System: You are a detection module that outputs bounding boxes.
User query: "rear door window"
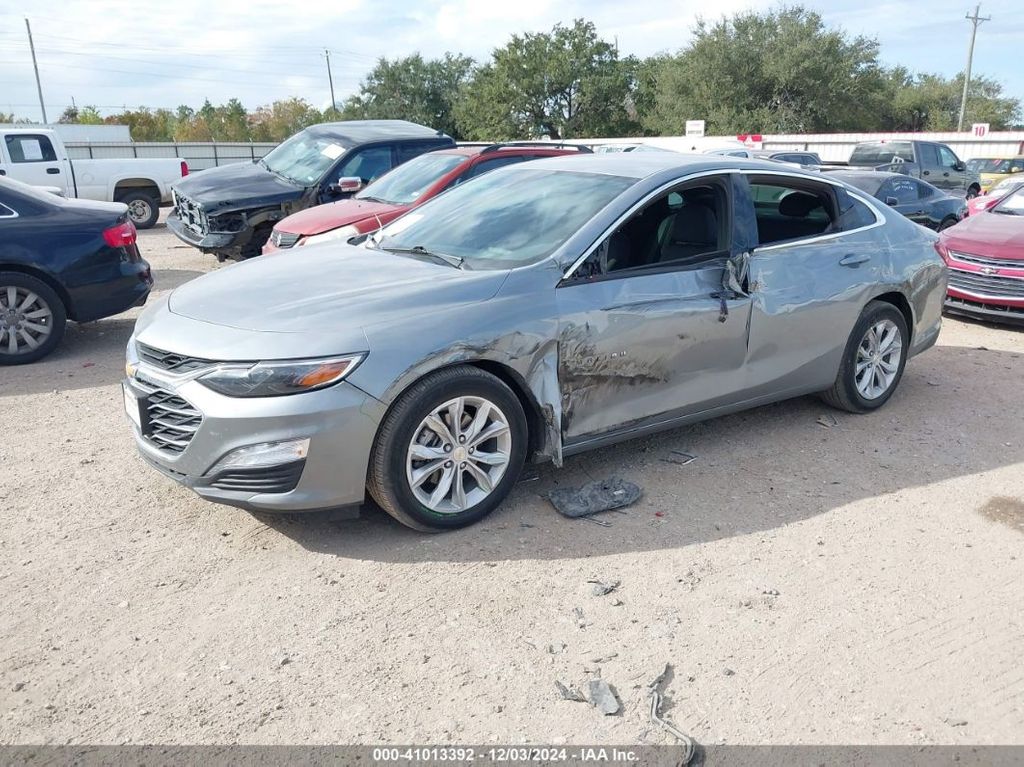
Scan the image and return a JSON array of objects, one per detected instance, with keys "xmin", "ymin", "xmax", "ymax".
[
  {"xmin": 747, "ymin": 177, "xmax": 837, "ymax": 246},
  {"xmin": 4, "ymin": 134, "xmax": 57, "ymax": 163},
  {"xmin": 879, "ymin": 177, "xmax": 919, "ymax": 205},
  {"xmin": 917, "ymin": 144, "xmax": 942, "ymax": 169}
]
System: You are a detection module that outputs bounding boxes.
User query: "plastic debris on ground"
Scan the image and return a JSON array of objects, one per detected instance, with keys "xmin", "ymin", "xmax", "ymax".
[{"xmin": 546, "ymin": 476, "xmax": 642, "ymax": 520}]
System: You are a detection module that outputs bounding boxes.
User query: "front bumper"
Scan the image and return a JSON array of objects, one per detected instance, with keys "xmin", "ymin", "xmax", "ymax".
[
  {"xmin": 125, "ymin": 369, "xmax": 386, "ymax": 512},
  {"xmin": 944, "ymin": 296, "xmax": 1024, "ymax": 325},
  {"xmin": 166, "ymin": 213, "xmax": 241, "ymax": 253}
]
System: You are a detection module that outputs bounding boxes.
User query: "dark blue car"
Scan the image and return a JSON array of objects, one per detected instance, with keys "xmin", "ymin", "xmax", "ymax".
[{"xmin": 0, "ymin": 177, "xmax": 152, "ymax": 364}]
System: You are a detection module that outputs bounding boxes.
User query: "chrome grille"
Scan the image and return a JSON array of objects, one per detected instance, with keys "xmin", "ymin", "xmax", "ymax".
[
  {"xmin": 949, "ymin": 250, "xmax": 1024, "ymax": 270},
  {"xmin": 173, "ymin": 191, "xmax": 207, "ymax": 235},
  {"xmin": 948, "ymin": 268, "xmax": 1024, "ymax": 299},
  {"xmin": 137, "ymin": 342, "xmax": 212, "ymax": 373},
  {"xmin": 270, "ymin": 229, "xmax": 300, "ymax": 248},
  {"xmin": 134, "ymin": 377, "xmax": 202, "ymax": 455}
]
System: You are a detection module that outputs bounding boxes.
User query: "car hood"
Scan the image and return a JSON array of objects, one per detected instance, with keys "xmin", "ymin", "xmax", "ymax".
[
  {"xmin": 941, "ymin": 212, "xmax": 1024, "ymax": 259},
  {"xmin": 171, "ymin": 161, "xmax": 305, "ymax": 213},
  {"xmin": 276, "ymin": 198, "xmax": 404, "ymax": 236},
  {"xmin": 163, "ymin": 244, "xmax": 507, "ymax": 340}
]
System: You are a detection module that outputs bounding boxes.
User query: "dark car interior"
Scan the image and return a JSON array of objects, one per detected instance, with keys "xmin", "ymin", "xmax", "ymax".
[
  {"xmin": 595, "ymin": 182, "xmax": 731, "ymax": 274},
  {"xmin": 748, "ymin": 180, "xmax": 835, "ymax": 245}
]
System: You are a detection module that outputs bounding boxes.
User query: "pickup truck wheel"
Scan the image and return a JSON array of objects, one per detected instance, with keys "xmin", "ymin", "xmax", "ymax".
[
  {"xmin": 966, "ymin": 185, "xmax": 980, "ymax": 200},
  {"xmin": 238, "ymin": 223, "xmax": 273, "ymax": 260},
  {"xmin": 0, "ymin": 272, "xmax": 67, "ymax": 365},
  {"xmin": 119, "ymin": 192, "xmax": 159, "ymax": 229},
  {"xmin": 938, "ymin": 217, "xmax": 959, "ymax": 231}
]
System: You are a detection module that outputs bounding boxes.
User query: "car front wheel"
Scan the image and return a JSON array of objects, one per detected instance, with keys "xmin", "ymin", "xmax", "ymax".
[
  {"xmin": 821, "ymin": 300, "xmax": 909, "ymax": 413},
  {"xmin": 368, "ymin": 366, "xmax": 528, "ymax": 531}
]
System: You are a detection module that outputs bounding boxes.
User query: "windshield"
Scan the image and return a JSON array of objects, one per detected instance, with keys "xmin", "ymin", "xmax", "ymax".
[
  {"xmin": 966, "ymin": 158, "xmax": 993, "ymax": 173},
  {"xmin": 993, "ymin": 188, "xmax": 1024, "ymax": 215},
  {"xmin": 357, "ymin": 152, "xmax": 464, "ymax": 205},
  {"xmin": 849, "ymin": 142, "xmax": 914, "ymax": 165},
  {"xmin": 375, "ymin": 168, "xmax": 635, "ymax": 268},
  {"xmin": 980, "ymin": 158, "xmax": 1024, "ymax": 174},
  {"xmin": 260, "ymin": 130, "xmax": 347, "ymax": 186},
  {"xmin": 991, "ymin": 178, "xmax": 1024, "ymax": 196}
]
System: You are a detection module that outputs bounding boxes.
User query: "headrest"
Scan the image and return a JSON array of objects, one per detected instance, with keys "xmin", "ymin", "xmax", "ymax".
[
  {"xmin": 779, "ymin": 191, "xmax": 823, "ymax": 218},
  {"xmin": 671, "ymin": 204, "xmax": 717, "ymax": 243}
]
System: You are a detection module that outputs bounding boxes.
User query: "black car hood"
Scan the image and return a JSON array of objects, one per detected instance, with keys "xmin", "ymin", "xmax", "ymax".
[{"xmin": 172, "ymin": 161, "xmax": 305, "ymax": 214}]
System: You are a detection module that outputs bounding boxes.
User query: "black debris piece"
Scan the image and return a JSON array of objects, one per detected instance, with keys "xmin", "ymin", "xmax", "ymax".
[{"xmin": 547, "ymin": 477, "xmax": 642, "ymax": 519}]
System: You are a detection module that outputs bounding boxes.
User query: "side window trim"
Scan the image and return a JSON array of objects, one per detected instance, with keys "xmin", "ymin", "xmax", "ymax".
[
  {"xmin": 0, "ymin": 201, "xmax": 19, "ymax": 218},
  {"xmin": 741, "ymin": 170, "xmax": 884, "ymax": 253},
  {"xmin": 561, "ymin": 171, "xmax": 735, "ymax": 283},
  {"xmin": 4, "ymin": 134, "xmax": 57, "ymax": 164}
]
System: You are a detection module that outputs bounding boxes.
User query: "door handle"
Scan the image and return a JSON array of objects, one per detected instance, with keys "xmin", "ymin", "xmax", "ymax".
[
  {"xmin": 943, "ymin": 172, "xmax": 950, "ymax": 177},
  {"xmin": 46, "ymin": 167, "xmax": 60, "ymax": 174},
  {"xmin": 922, "ymin": 170, "xmax": 930, "ymax": 175},
  {"xmin": 839, "ymin": 253, "xmax": 871, "ymax": 267}
]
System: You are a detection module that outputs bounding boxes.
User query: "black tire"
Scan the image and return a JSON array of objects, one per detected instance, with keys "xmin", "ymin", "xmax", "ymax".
[
  {"xmin": 938, "ymin": 217, "xmax": 958, "ymax": 231},
  {"xmin": 367, "ymin": 366, "xmax": 528, "ymax": 531},
  {"xmin": 0, "ymin": 271, "xmax": 67, "ymax": 365},
  {"xmin": 820, "ymin": 300, "xmax": 909, "ymax": 414},
  {"xmin": 238, "ymin": 223, "xmax": 273, "ymax": 260},
  {"xmin": 118, "ymin": 191, "xmax": 159, "ymax": 229},
  {"xmin": 966, "ymin": 185, "xmax": 980, "ymax": 200}
]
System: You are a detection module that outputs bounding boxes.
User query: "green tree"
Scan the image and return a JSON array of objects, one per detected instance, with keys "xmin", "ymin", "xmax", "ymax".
[
  {"xmin": 886, "ymin": 71, "xmax": 1020, "ymax": 131},
  {"xmin": 341, "ymin": 53, "xmax": 475, "ymax": 138},
  {"xmin": 454, "ymin": 18, "xmax": 641, "ymax": 140},
  {"xmin": 646, "ymin": 6, "xmax": 887, "ymax": 135},
  {"xmin": 58, "ymin": 106, "xmax": 79, "ymax": 123},
  {"xmin": 249, "ymin": 98, "xmax": 323, "ymax": 142}
]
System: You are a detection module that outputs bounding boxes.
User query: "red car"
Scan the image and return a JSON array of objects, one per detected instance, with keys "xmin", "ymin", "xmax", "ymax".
[
  {"xmin": 938, "ymin": 185, "xmax": 1024, "ymax": 324},
  {"xmin": 263, "ymin": 143, "xmax": 591, "ymax": 253},
  {"xmin": 965, "ymin": 177, "xmax": 1024, "ymax": 216}
]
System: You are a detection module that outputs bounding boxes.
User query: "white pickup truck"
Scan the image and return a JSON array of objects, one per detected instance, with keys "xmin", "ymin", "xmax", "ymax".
[{"xmin": 0, "ymin": 128, "xmax": 188, "ymax": 228}]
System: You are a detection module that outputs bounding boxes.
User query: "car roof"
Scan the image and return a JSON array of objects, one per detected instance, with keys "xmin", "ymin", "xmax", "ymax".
[
  {"xmin": 305, "ymin": 120, "xmax": 448, "ymax": 143},
  {"xmin": 432, "ymin": 143, "xmax": 588, "ymax": 158},
  {"xmin": 512, "ymin": 152, "xmax": 829, "ymax": 180}
]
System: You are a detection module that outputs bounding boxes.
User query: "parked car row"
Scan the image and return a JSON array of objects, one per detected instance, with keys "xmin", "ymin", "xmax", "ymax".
[{"xmin": 124, "ymin": 148, "xmax": 950, "ymax": 531}]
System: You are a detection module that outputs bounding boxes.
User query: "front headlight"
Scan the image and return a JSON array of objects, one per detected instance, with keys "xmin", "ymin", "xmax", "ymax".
[
  {"xmin": 198, "ymin": 355, "xmax": 363, "ymax": 397},
  {"xmin": 302, "ymin": 224, "xmax": 360, "ymax": 247}
]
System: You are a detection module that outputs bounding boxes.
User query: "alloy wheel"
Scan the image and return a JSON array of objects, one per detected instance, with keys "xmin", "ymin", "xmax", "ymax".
[
  {"xmin": 406, "ymin": 395, "xmax": 512, "ymax": 514},
  {"xmin": 0, "ymin": 285, "xmax": 53, "ymax": 356},
  {"xmin": 855, "ymin": 319, "xmax": 903, "ymax": 400}
]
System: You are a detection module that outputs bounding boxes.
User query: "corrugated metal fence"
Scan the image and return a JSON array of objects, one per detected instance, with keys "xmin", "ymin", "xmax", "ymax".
[
  {"xmin": 64, "ymin": 141, "xmax": 278, "ymax": 171},
  {"xmin": 64, "ymin": 131, "xmax": 1024, "ymax": 170}
]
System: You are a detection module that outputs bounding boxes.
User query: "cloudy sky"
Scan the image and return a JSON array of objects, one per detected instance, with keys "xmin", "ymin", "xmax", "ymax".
[{"xmin": 0, "ymin": 0, "xmax": 1021, "ymax": 121}]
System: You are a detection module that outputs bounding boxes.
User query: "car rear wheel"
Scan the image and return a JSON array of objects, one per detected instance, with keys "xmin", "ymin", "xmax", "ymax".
[
  {"xmin": 119, "ymin": 191, "xmax": 159, "ymax": 229},
  {"xmin": 820, "ymin": 300, "xmax": 908, "ymax": 413},
  {"xmin": 0, "ymin": 272, "xmax": 67, "ymax": 365},
  {"xmin": 367, "ymin": 366, "xmax": 528, "ymax": 531}
]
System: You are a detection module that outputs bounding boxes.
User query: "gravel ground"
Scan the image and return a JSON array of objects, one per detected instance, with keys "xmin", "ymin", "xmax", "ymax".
[{"xmin": 1, "ymin": 215, "xmax": 1022, "ymax": 746}]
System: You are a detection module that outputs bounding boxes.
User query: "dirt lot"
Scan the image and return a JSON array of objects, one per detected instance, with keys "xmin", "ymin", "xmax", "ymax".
[{"xmin": 1, "ymin": 216, "xmax": 1023, "ymax": 746}]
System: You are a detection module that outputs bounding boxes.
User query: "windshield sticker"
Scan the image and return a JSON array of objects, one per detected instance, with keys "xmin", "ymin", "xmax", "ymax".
[{"xmin": 320, "ymin": 143, "xmax": 344, "ymax": 160}]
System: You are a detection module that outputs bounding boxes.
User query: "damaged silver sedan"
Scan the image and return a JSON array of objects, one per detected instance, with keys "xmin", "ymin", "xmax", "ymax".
[{"xmin": 124, "ymin": 154, "xmax": 946, "ymax": 530}]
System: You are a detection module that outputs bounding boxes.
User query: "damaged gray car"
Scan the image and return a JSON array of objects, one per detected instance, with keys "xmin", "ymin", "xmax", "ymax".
[{"xmin": 124, "ymin": 154, "xmax": 946, "ymax": 530}]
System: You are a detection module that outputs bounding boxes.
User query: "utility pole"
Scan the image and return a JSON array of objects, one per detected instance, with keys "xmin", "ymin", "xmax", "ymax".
[
  {"xmin": 324, "ymin": 49, "xmax": 337, "ymax": 118},
  {"xmin": 957, "ymin": 4, "xmax": 990, "ymax": 132},
  {"xmin": 24, "ymin": 18, "xmax": 47, "ymax": 124}
]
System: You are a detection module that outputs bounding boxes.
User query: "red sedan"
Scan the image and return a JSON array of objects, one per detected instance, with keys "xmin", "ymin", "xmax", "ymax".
[
  {"xmin": 263, "ymin": 143, "xmax": 590, "ymax": 253},
  {"xmin": 965, "ymin": 177, "xmax": 1024, "ymax": 216},
  {"xmin": 939, "ymin": 186, "xmax": 1024, "ymax": 324}
]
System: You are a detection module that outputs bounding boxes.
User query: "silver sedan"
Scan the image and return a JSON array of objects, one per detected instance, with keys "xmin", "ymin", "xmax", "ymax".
[{"xmin": 124, "ymin": 154, "xmax": 946, "ymax": 530}]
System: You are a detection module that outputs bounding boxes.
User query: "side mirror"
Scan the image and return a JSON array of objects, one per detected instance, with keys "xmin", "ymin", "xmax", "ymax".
[
  {"xmin": 885, "ymin": 196, "xmax": 899, "ymax": 207},
  {"xmin": 955, "ymin": 161, "xmax": 966, "ymax": 172},
  {"xmin": 329, "ymin": 176, "xmax": 364, "ymax": 195}
]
